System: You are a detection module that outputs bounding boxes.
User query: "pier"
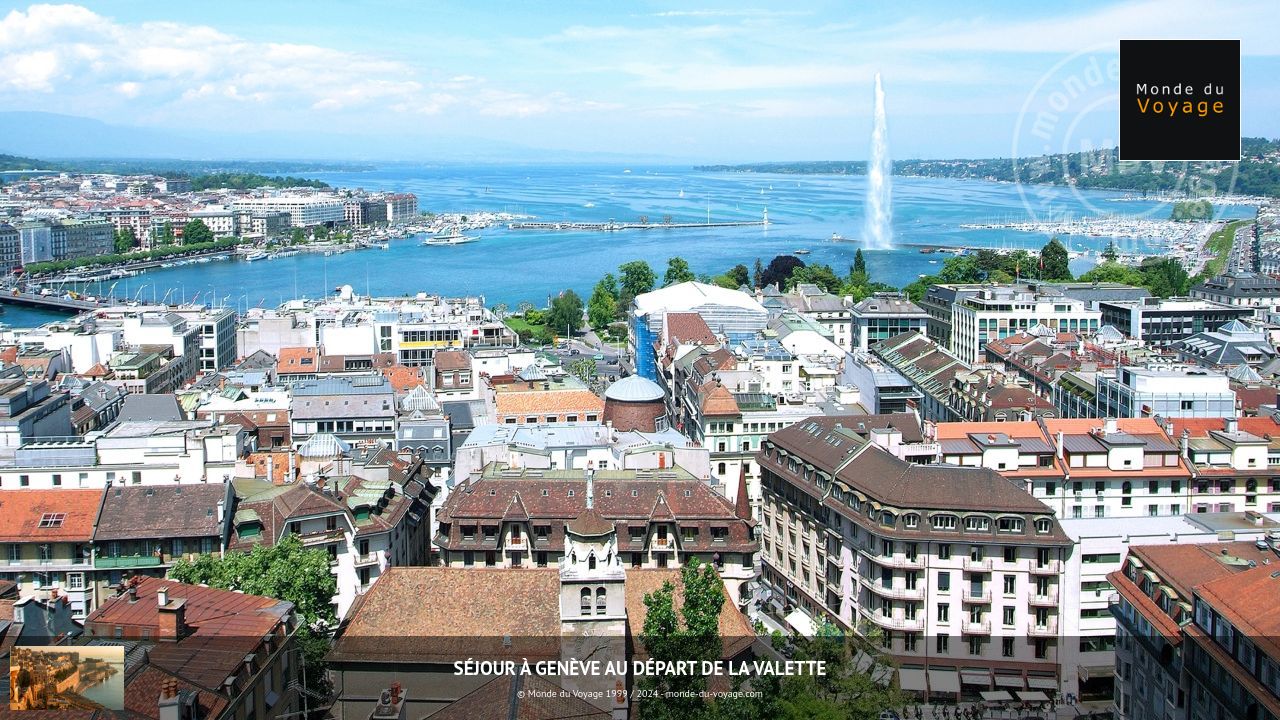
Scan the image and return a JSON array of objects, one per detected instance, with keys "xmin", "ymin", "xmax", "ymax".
[{"xmin": 508, "ymin": 213, "xmax": 769, "ymax": 233}]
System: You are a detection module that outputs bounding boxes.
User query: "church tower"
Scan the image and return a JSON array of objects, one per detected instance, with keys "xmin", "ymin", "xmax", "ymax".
[{"xmin": 558, "ymin": 465, "xmax": 628, "ymax": 720}]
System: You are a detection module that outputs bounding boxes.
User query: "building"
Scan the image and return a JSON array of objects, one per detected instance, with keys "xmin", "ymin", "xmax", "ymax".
[
  {"xmin": 0, "ymin": 222, "xmax": 21, "ymax": 272},
  {"xmin": 950, "ymin": 285, "xmax": 1101, "ymax": 364},
  {"xmin": 0, "ymin": 365, "xmax": 74, "ymax": 463},
  {"xmin": 758, "ymin": 416, "xmax": 1074, "ymax": 698},
  {"xmin": 1093, "ymin": 365, "xmax": 1238, "ymax": 419},
  {"xmin": 850, "ymin": 293, "xmax": 929, "ymax": 352},
  {"xmin": 1174, "ymin": 319, "xmax": 1279, "ymax": 371},
  {"xmin": 630, "ymin": 282, "xmax": 768, "ymax": 381},
  {"xmin": 242, "ymin": 210, "xmax": 291, "ymax": 239},
  {"xmin": 431, "ymin": 349, "xmax": 474, "ymax": 398},
  {"xmin": 228, "ymin": 443, "xmax": 435, "ymax": 618},
  {"xmin": 1098, "ymin": 297, "xmax": 1252, "ymax": 346},
  {"xmin": 0, "ymin": 488, "xmax": 100, "ymax": 617},
  {"xmin": 327, "ymin": 561, "xmax": 755, "ymax": 720},
  {"xmin": 82, "ymin": 576, "xmax": 301, "ymax": 720},
  {"xmin": 290, "ymin": 376, "xmax": 397, "ymax": 446},
  {"xmin": 602, "ymin": 375, "xmax": 667, "ymax": 432},
  {"xmin": 384, "ymin": 193, "xmax": 418, "ymax": 223},
  {"xmin": 94, "ymin": 206, "xmax": 154, "ymax": 246},
  {"xmin": 433, "ymin": 463, "xmax": 758, "ymax": 605},
  {"xmin": 15, "ymin": 217, "xmax": 113, "ymax": 264},
  {"xmin": 1169, "ymin": 416, "xmax": 1280, "ymax": 514},
  {"xmin": 230, "ymin": 195, "xmax": 344, "ymax": 227},
  {"xmin": 839, "ymin": 351, "xmax": 924, "ymax": 415},
  {"xmin": 1108, "ymin": 541, "xmax": 1280, "ymax": 720},
  {"xmin": 488, "ymin": 369, "xmax": 604, "ymax": 426},
  {"xmin": 774, "ymin": 284, "xmax": 855, "ymax": 351},
  {"xmin": 1191, "ymin": 270, "xmax": 1280, "ymax": 317},
  {"xmin": 187, "ymin": 207, "xmax": 240, "ymax": 238},
  {"xmin": 871, "ymin": 331, "xmax": 970, "ymax": 422}
]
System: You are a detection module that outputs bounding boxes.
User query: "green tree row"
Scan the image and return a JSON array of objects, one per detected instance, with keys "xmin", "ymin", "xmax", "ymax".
[
  {"xmin": 188, "ymin": 173, "xmax": 330, "ymax": 191},
  {"xmin": 25, "ymin": 219, "xmax": 238, "ymax": 275}
]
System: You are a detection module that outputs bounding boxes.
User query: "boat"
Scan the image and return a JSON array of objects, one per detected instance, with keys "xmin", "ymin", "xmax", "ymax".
[
  {"xmin": 679, "ymin": 189, "xmax": 685, "ymax": 198},
  {"xmin": 583, "ymin": 202, "xmax": 596, "ymax": 208},
  {"xmin": 794, "ymin": 249, "xmax": 811, "ymax": 255},
  {"xmin": 920, "ymin": 248, "xmax": 937, "ymax": 254},
  {"xmin": 424, "ymin": 229, "xmax": 479, "ymax": 246},
  {"xmin": 243, "ymin": 251, "xmax": 268, "ymax": 262},
  {"xmin": 831, "ymin": 232, "xmax": 846, "ymax": 241}
]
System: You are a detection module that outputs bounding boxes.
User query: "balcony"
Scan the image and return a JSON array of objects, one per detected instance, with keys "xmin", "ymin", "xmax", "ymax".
[
  {"xmin": 1029, "ymin": 560, "xmax": 1062, "ymax": 575},
  {"xmin": 962, "ymin": 619, "xmax": 992, "ymax": 634},
  {"xmin": 864, "ymin": 579, "xmax": 925, "ymax": 601},
  {"xmin": 6, "ymin": 558, "xmax": 93, "ymax": 570},
  {"xmin": 1028, "ymin": 618, "xmax": 1059, "ymax": 636},
  {"xmin": 353, "ymin": 552, "xmax": 381, "ymax": 567},
  {"xmin": 1029, "ymin": 593, "xmax": 1059, "ymax": 607},
  {"xmin": 651, "ymin": 537, "xmax": 675, "ymax": 552},
  {"xmin": 963, "ymin": 557, "xmax": 993, "ymax": 571},
  {"xmin": 861, "ymin": 548, "xmax": 924, "ymax": 569},
  {"xmin": 299, "ymin": 529, "xmax": 346, "ymax": 547},
  {"xmin": 506, "ymin": 536, "xmax": 526, "ymax": 549},
  {"xmin": 868, "ymin": 613, "xmax": 924, "ymax": 631},
  {"xmin": 963, "ymin": 588, "xmax": 992, "ymax": 603},
  {"xmin": 95, "ymin": 555, "xmax": 164, "ymax": 569}
]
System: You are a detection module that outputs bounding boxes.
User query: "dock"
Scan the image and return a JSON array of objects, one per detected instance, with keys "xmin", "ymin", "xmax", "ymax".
[
  {"xmin": 0, "ymin": 289, "xmax": 105, "ymax": 312},
  {"xmin": 508, "ymin": 215, "xmax": 769, "ymax": 233}
]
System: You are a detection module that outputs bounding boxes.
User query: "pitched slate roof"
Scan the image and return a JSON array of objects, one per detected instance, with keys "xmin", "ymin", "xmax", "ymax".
[{"xmin": 94, "ymin": 484, "xmax": 226, "ymax": 542}]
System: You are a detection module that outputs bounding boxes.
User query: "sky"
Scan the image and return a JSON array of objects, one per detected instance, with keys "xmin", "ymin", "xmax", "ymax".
[{"xmin": 0, "ymin": 1, "xmax": 1278, "ymax": 162}]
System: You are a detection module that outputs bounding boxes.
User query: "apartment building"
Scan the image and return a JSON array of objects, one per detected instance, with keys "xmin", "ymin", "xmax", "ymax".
[
  {"xmin": 773, "ymin": 283, "xmax": 855, "ymax": 351},
  {"xmin": 1169, "ymin": 416, "xmax": 1280, "ymax": 514},
  {"xmin": 0, "ymin": 222, "xmax": 21, "ymax": 272},
  {"xmin": 384, "ymin": 193, "xmax": 419, "ymax": 223},
  {"xmin": 1098, "ymin": 297, "xmax": 1252, "ymax": 346},
  {"xmin": 1092, "ymin": 366, "xmax": 1238, "ymax": 419},
  {"xmin": 0, "ymin": 365, "xmax": 74, "ymax": 463},
  {"xmin": 229, "ymin": 447, "xmax": 435, "ymax": 618},
  {"xmin": 630, "ymin": 282, "xmax": 769, "ymax": 381},
  {"xmin": 0, "ymin": 489, "xmax": 100, "ymax": 617},
  {"xmin": 850, "ymin": 293, "xmax": 929, "ymax": 352},
  {"xmin": 289, "ymin": 376, "xmax": 397, "ymax": 446},
  {"xmin": 759, "ymin": 416, "xmax": 1073, "ymax": 698},
  {"xmin": 433, "ymin": 464, "xmax": 759, "ymax": 605},
  {"xmin": 82, "ymin": 577, "xmax": 301, "ymax": 720},
  {"xmin": 872, "ymin": 331, "xmax": 970, "ymax": 422},
  {"xmin": 1109, "ymin": 541, "xmax": 1280, "ymax": 720},
  {"xmin": 1191, "ymin": 270, "xmax": 1280, "ymax": 317},
  {"xmin": 950, "ymin": 285, "xmax": 1101, "ymax": 364},
  {"xmin": 230, "ymin": 195, "xmax": 345, "ymax": 227}
]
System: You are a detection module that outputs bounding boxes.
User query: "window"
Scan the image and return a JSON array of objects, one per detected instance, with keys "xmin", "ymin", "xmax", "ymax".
[
  {"xmin": 938, "ymin": 544, "xmax": 951, "ymax": 560},
  {"xmin": 1003, "ymin": 607, "xmax": 1015, "ymax": 626},
  {"xmin": 19, "ymin": 475, "xmax": 29, "ymax": 487},
  {"xmin": 937, "ymin": 572, "xmax": 950, "ymax": 592},
  {"xmin": 51, "ymin": 474, "xmax": 61, "ymax": 487},
  {"xmin": 580, "ymin": 588, "xmax": 592, "ymax": 616},
  {"xmin": 1002, "ymin": 637, "xmax": 1015, "ymax": 657},
  {"xmin": 485, "ymin": 551, "xmax": 496, "ymax": 567},
  {"xmin": 937, "ymin": 603, "xmax": 950, "ymax": 622},
  {"xmin": 596, "ymin": 588, "xmax": 608, "ymax": 615},
  {"xmin": 1002, "ymin": 575, "xmax": 1015, "ymax": 595},
  {"xmin": 996, "ymin": 517, "xmax": 1024, "ymax": 533},
  {"xmin": 37, "ymin": 513, "xmax": 65, "ymax": 529},
  {"xmin": 936, "ymin": 635, "xmax": 949, "ymax": 655},
  {"xmin": 1003, "ymin": 546, "xmax": 1017, "ymax": 563}
]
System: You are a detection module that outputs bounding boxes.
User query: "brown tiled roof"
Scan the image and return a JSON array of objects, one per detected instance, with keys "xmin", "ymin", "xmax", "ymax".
[
  {"xmin": 1169, "ymin": 416, "xmax": 1280, "ymax": 438},
  {"xmin": 495, "ymin": 390, "xmax": 604, "ymax": 418},
  {"xmin": 665, "ymin": 312, "xmax": 718, "ymax": 346},
  {"xmin": 566, "ymin": 507, "xmax": 613, "ymax": 536},
  {"xmin": 124, "ymin": 664, "xmax": 230, "ymax": 720},
  {"xmin": 1129, "ymin": 542, "xmax": 1269, "ymax": 600},
  {"xmin": 626, "ymin": 569, "xmax": 755, "ymax": 660},
  {"xmin": 429, "ymin": 674, "xmax": 609, "ymax": 720},
  {"xmin": 83, "ymin": 362, "xmax": 112, "ymax": 378},
  {"xmin": 276, "ymin": 347, "xmax": 316, "ymax": 374},
  {"xmin": 698, "ymin": 381, "xmax": 739, "ymax": 416},
  {"xmin": 0, "ymin": 489, "xmax": 101, "ymax": 542},
  {"xmin": 1195, "ymin": 564, "xmax": 1280, "ymax": 660},
  {"xmin": 94, "ymin": 484, "xmax": 226, "ymax": 542},
  {"xmin": 329, "ymin": 567, "xmax": 563, "ymax": 663},
  {"xmin": 434, "ymin": 350, "xmax": 472, "ymax": 371},
  {"xmin": 380, "ymin": 365, "xmax": 425, "ymax": 393}
]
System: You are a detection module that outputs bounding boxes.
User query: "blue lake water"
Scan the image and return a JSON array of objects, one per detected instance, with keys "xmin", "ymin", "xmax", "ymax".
[{"xmin": 4, "ymin": 165, "xmax": 1255, "ymax": 327}]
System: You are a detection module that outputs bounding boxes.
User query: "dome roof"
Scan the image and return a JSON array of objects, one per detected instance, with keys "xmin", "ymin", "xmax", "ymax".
[
  {"xmin": 604, "ymin": 375, "xmax": 665, "ymax": 403},
  {"xmin": 298, "ymin": 433, "xmax": 351, "ymax": 459}
]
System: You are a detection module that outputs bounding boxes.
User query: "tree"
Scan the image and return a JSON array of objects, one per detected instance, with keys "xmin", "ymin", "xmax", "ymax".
[
  {"xmin": 113, "ymin": 228, "xmax": 137, "ymax": 254},
  {"xmin": 1078, "ymin": 261, "xmax": 1143, "ymax": 285},
  {"xmin": 853, "ymin": 249, "xmax": 867, "ymax": 276},
  {"xmin": 169, "ymin": 534, "xmax": 337, "ymax": 702},
  {"xmin": 764, "ymin": 623, "xmax": 908, "ymax": 720},
  {"xmin": 637, "ymin": 558, "xmax": 725, "ymax": 720},
  {"xmin": 789, "ymin": 263, "xmax": 842, "ymax": 293},
  {"xmin": 546, "ymin": 289, "xmax": 585, "ymax": 336},
  {"xmin": 619, "ymin": 260, "xmax": 656, "ymax": 298},
  {"xmin": 158, "ymin": 222, "xmax": 176, "ymax": 247},
  {"xmin": 313, "ymin": 225, "xmax": 330, "ymax": 241},
  {"xmin": 516, "ymin": 301, "xmax": 535, "ymax": 316},
  {"xmin": 664, "ymin": 256, "xmax": 696, "ymax": 286},
  {"xmin": 182, "ymin": 219, "xmax": 214, "ymax": 246},
  {"xmin": 752, "ymin": 258, "xmax": 764, "ymax": 288},
  {"xmin": 758, "ymin": 255, "xmax": 806, "ymax": 290},
  {"xmin": 1039, "ymin": 238, "xmax": 1072, "ymax": 281},
  {"xmin": 290, "ymin": 227, "xmax": 306, "ymax": 245},
  {"xmin": 588, "ymin": 276, "xmax": 619, "ymax": 329},
  {"xmin": 726, "ymin": 264, "xmax": 750, "ymax": 288},
  {"xmin": 1140, "ymin": 257, "xmax": 1191, "ymax": 297},
  {"xmin": 1102, "ymin": 240, "xmax": 1119, "ymax": 262},
  {"xmin": 492, "ymin": 302, "xmax": 509, "ymax": 319},
  {"xmin": 567, "ymin": 357, "xmax": 597, "ymax": 385}
]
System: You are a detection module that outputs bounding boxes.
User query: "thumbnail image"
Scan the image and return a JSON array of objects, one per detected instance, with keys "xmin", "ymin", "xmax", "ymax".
[{"xmin": 9, "ymin": 646, "xmax": 124, "ymax": 711}]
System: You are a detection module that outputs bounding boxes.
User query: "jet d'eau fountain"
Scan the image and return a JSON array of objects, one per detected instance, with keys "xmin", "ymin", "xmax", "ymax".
[{"xmin": 863, "ymin": 73, "xmax": 893, "ymax": 250}]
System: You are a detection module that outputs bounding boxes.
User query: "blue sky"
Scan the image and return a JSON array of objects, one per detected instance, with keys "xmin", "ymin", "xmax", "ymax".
[{"xmin": 1, "ymin": 1, "xmax": 1277, "ymax": 161}]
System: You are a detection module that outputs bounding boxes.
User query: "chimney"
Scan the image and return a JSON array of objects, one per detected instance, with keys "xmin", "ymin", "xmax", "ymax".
[
  {"xmin": 369, "ymin": 683, "xmax": 408, "ymax": 720},
  {"xmin": 1225, "ymin": 417, "xmax": 1239, "ymax": 434},
  {"xmin": 1180, "ymin": 429, "xmax": 1190, "ymax": 459},
  {"xmin": 157, "ymin": 586, "xmax": 168, "ymax": 607},
  {"xmin": 158, "ymin": 593, "xmax": 187, "ymax": 642},
  {"xmin": 216, "ymin": 498, "xmax": 225, "ymax": 524},
  {"xmin": 158, "ymin": 679, "xmax": 183, "ymax": 720},
  {"xmin": 128, "ymin": 586, "xmax": 138, "ymax": 603},
  {"xmin": 585, "ymin": 463, "xmax": 595, "ymax": 509},
  {"xmin": 1055, "ymin": 431, "xmax": 1064, "ymax": 460},
  {"xmin": 1103, "ymin": 417, "xmax": 1118, "ymax": 435}
]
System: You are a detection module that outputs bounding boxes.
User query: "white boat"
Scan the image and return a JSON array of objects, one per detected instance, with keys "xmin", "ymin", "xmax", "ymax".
[
  {"xmin": 243, "ymin": 251, "xmax": 268, "ymax": 262},
  {"xmin": 424, "ymin": 230, "xmax": 479, "ymax": 246},
  {"xmin": 794, "ymin": 249, "xmax": 811, "ymax": 255},
  {"xmin": 583, "ymin": 202, "xmax": 596, "ymax": 208},
  {"xmin": 831, "ymin": 232, "xmax": 846, "ymax": 241}
]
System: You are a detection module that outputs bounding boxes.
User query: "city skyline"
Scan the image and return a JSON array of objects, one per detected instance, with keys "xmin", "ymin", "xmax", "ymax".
[{"xmin": 1, "ymin": 1, "xmax": 1279, "ymax": 162}]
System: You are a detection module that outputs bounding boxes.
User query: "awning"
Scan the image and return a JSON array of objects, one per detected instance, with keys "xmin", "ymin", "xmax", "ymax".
[
  {"xmin": 980, "ymin": 690, "xmax": 1013, "ymax": 702},
  {"xmin": 928, "ymin": 668, "xmax": 961, "ymax": 694},
  {"xmin": 1026, "ymin": 677, "xmax": 1059, "ymax": 690},
  {"xmin": 898, "ymin": 667, "xmax": 928, "ymax": 692},
  {"xmin": 961, "ymin": 669, "xmax": 991, "ymax": 686},
  {"xmin": 1017, "ymin": 691, "xmax": 1050, "ymax": 702},
  {"xmin": 994, "ymin": 674, "xmax": 1023, "ymax": 688},
  {"xmin": 785, "ymin": 609, "xmax": 816, "ymax": 638}
]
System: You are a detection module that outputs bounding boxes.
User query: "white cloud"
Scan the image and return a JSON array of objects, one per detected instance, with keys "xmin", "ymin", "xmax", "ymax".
[
  {"xmin": 115, "ymin": 81, "xmax": 140, "ymax": 98},
  {"xmin": 0, "ymin": 50, "xmax": 60, "ymax": 91}
]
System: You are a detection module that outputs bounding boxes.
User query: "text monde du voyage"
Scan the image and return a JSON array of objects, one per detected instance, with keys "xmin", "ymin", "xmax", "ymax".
[{"xmin": 1134, "ymin": 82, "xmax": 1228, "ymax": 118}]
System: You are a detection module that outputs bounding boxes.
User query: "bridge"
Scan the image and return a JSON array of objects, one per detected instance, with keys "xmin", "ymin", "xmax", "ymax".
[{"xmin": 0, "ymin": 289, "xmax": 104, "ymax": 313}]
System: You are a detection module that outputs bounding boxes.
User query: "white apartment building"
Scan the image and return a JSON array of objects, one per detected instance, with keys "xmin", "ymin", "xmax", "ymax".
[
  {"xmin": 1094, "ymin": 365, "xmax": 1237, "ymax": 419},
  {"xmin": 760, "ymin": 416, "xmax": 1072, "ymax": 700},
  {"xmin": 231, "ymin": 195, "xmax": 345, "ymax": 227},
  {"xmin": 187, "ymin": 206, "xmax": 240, "ymax": 237},
  {"xmin": 0, "ymin": 419, "xmax": 245, "ymax": 489},
  {"xmin": 951, "ymin": 286, "xmax": 1101, "ymax": 363}
]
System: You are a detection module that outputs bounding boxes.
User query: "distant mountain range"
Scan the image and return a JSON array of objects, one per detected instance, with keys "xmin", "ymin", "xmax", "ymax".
[
  {"xmin": 696, "ymin": 138, "xmax": 1280, "ymax": 197},
  {"xmin": 0, "ymin": 111, "xmax": 676, "ymax": 166}
]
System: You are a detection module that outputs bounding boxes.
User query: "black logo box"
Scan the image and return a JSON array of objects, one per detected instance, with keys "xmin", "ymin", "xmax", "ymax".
[{"xmin": 1119, "ymin": 39, "xmax": 1240, "ymax": 162}]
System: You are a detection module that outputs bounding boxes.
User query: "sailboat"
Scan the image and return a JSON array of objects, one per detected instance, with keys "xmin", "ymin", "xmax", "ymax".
[{"xmin": 679, "ymin": 189, "xmax": 685, "ymax": 198}]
